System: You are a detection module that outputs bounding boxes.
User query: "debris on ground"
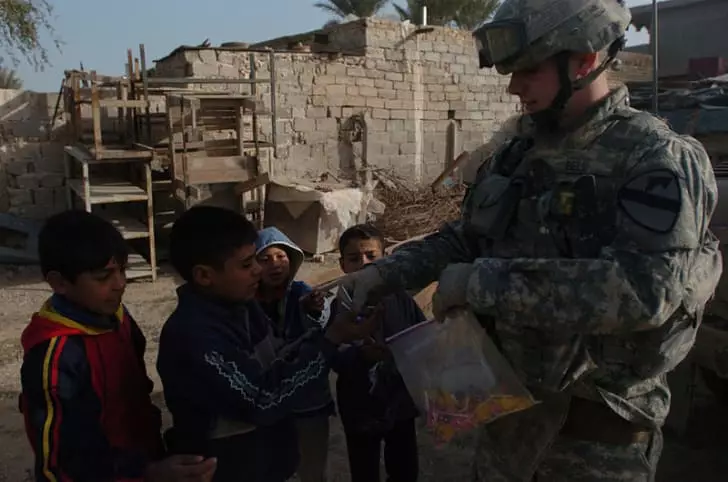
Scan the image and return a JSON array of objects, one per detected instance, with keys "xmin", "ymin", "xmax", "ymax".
[{"xmin": 372, "ymin": 172, "xmax": 466, "ymax": 243}]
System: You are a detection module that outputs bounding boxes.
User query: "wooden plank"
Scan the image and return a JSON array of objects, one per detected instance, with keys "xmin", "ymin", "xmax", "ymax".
[
  {"xmin": 89, "ymin": 147, "xmax": 154, "ymax": 161},
  {"xmin": 126, "ymin": 252, "xmax": 157, "ymax": 280},
  {"xmin": 64, "ymin": 144, "xmax": 92, "ymax": 162},
  {"xmin": 145, "ymin": 77, "xmax": 271, "ymax": 85},
  {"xmin": 90, "ymin": 71, "xmax": 102, "ymax": 154},
  {"xmin": 68, "ymin": 179, "xmax": 149, "ymax": 204},
  {"xmin": 184, "ymin": 154, "xmax": 255, "ymax": 170},
  {"xmin": 235, "ymin": 172, "xmax": 271, "ymax": 195},
  {"xmin": 99, "ymin": 213, "xmax": 150, "ymax": 239},
  {"xmin": 186, "ymin": 168, "xmax": 256, "ymax": 185},
  {"xmin": 99, "ymin": 99, "xmax": 149, "ymax": 109}
]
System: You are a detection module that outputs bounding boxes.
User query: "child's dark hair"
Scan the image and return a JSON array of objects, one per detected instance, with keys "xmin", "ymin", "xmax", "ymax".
[
  {"xmin": 169, "ymin": 206, "xmax": 258, "ymax": 282},
  {"xmin": 38, "ymin": 210, "xmax": 128, "ymax": 282},
  {"xmin": 338, "ymin": 224, "xmax": 384, "ymax": 253}
]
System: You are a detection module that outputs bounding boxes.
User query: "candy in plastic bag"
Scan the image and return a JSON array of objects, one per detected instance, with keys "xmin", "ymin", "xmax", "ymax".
[{"xmin": 387, "ymin": 309, "xmax": 536, "ymax": 446}]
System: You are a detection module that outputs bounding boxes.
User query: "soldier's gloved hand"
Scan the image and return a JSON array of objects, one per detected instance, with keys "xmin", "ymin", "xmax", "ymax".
[
  {"xmin": 337, "ymin": 264, "xmax": 387, "ymax": 313},
  {"xmin": 432, "ymin": 263, "xmax": 475, "ymax": 322}
]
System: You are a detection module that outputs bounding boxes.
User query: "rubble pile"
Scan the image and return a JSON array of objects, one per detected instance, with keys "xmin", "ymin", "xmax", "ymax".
[{"xmin": 373, "ymin": 174, "xmax": 466, "ymax": 243}]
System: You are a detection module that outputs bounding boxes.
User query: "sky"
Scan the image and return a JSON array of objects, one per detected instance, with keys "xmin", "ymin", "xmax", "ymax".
[{"xmin": 16, "ymin": 0, "xmax": 655, "ymax": 92}]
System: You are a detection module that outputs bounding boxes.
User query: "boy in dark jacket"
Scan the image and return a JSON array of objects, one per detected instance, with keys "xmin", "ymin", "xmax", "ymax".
[
  {"xmin": 20, "ymin": 210, "xmax": 216, "ymax": 482},
  {"xmin": 255, "ymin": 227, "xmax": 334, "ymax": 482},
  {"xmin": 333, "ymin": 224, "xmax": 423, "ymax": 482},
  {"xmin": 157, "ymin": 206, "xmax": 373, "ymax": 482}
]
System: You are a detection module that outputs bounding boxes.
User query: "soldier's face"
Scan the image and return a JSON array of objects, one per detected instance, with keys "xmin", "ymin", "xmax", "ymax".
[
  {"xmin": 507, "ymin": 58, "xmax": 562, "ymax": 114},
  {"xmin": 508, "ymin": 53, "xmax": 600, "ymax": 114}
]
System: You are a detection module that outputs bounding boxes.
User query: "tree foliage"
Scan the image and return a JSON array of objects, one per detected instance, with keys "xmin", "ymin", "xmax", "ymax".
[
  {"xmin": 0, "ymin": 0, "xmax": 59, "ymax": 69},
  {"xmin": 314, "ymin": 0, "xmax": 390, "ymax": 19},
  {"xmin": 0, "ymin": 66, "xmax": 21, "ymax": 88},
  {"xmin": 392, "ymin": 0, "xmax": 501, "ymax": 29}
]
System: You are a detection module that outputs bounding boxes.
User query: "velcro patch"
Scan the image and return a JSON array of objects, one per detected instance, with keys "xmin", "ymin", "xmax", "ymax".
[{"xmin": 618, "ymin": 168, "xmax": 681, "ymax": 233}]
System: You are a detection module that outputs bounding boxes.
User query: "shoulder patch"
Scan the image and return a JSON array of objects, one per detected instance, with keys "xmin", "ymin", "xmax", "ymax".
[{"xmin": 618, "ymin": 168, "xmax": 681, "ymax": 233}]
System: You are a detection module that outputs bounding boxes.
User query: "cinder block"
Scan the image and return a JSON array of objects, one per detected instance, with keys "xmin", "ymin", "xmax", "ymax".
[
  {"xmin": 16, "ymin": 173, "xmax": 40, "ymax": 189},
  {"xmin": 366, "ymin": 97, "xmax": 385, "ymax": 108},
  {"xmin": 371, "ymin": 109, "xmax": 389, "ymax": 119},
  {"xmin": 33, "ymin": 187, "xmax": 55, "ymax": 207},
  {"xmin": 5, "ymin": 160, "xmax": 32, "ymax": 176},
  {"xmin": 8, "ymin": 188, "xmax": 32, "ymax": 206},
  {"xmin": 306, "ymin": 107, "xmax": 328, "ymax": 119},
  {"xmin": 293, "ymin": 118, "xmax": 316, "ymax": 132},
  {"xmin": 39, "ymin": 173, "xmax": 64, "ymax": 188}
]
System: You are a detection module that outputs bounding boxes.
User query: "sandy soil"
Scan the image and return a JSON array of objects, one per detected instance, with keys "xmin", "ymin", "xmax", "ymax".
[{"xmin": 0, "ymin": 263, "xmax": 726, "ymax": 481}]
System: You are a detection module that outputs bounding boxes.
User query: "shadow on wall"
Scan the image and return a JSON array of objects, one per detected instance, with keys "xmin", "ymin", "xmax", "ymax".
[{"xmin": 337, "ymin": 113, "xmax": 367, "ymax": 174}]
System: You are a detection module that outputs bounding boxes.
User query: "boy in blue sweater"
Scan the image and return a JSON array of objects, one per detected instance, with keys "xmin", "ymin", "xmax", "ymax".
[
  {"xmin": 255, "ymin": 227, "xmax": 334, "ymax": 482},
  {"xmin": 332, "ymin": 224, "xmax": 423, "ymax": 482},
  {"xmin": 157, "ymin": 207, "xmax": 373, "ymax": 482}
]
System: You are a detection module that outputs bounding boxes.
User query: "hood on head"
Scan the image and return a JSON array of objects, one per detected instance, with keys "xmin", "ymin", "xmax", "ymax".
[{"xmin": 255, "ymin": 227, "xmax": 304, "ymax": 280}]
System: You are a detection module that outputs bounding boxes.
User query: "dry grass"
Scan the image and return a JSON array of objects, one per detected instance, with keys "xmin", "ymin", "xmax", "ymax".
[{"xmin": 373, "ymin": 173, "xmax": 466, "ymax": 243}]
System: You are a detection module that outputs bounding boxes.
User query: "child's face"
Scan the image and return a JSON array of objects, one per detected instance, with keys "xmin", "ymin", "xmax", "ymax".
[
  {"xmin": 194, "ymin": 244, "xmax": 262, "ymax": 301},
  {"xmin": 257, "ymin": 246, "xmax": 291, "ymax": 288},
  {"xmin": 47, "ymin": 258, "xmax": 126, "ymax": 316},
  {"xmin": 340, "ymin": 238, "xmax": 383, "ymax": 274}
]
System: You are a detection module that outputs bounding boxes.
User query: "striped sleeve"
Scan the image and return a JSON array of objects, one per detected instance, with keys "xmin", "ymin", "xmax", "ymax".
[
  {"xmin": 20, "ymin": 336, "xmax": 147, "ymax": 481},
  {"xmin": 39, "ymin": 336, "xmax": 67, "ymax": 481}
]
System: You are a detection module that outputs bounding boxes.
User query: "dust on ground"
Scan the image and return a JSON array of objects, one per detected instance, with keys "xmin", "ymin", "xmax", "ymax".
[{"xmin": 0, "ymin": 263, "xmax": 727, "ymax": 481}]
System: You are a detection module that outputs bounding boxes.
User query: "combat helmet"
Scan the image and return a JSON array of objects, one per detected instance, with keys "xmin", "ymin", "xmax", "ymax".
[{"xmin": 473, "ymin": 0, "xmax": 631, "ymax": 124}]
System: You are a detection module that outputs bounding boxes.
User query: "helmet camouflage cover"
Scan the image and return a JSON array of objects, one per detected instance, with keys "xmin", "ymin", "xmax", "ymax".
[{"xmin": 473, "ymin": 0, "xmax": 632, "ymax": 74}]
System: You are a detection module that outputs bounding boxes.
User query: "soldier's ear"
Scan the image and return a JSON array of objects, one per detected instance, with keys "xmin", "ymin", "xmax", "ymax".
[{"xmin": 573, "ymin": 52, "xmax": 599, "ymax": 78}]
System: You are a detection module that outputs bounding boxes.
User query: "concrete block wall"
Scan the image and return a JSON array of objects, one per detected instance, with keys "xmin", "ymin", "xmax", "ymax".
[
  {"xmin": 154, "ymin": 18, "xmax": 520, "ymax": 182},
  {"xmin": 0, "ymin": 89, "xmax": 67, "ymax": 219}
]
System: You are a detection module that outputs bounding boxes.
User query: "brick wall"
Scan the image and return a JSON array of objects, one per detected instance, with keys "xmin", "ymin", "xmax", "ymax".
[
  {"xmin": 0, "ymin": 89, "xmax": 66, "ymax": 219},
  {"xmin": 154, "ymin": 18, "xmax": 520, "ymax": 183}
]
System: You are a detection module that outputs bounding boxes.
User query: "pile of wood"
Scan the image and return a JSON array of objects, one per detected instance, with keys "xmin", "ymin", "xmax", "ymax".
[{"xmin": 373, "ymin": 174, "xmax": 466, "ymax": 243}]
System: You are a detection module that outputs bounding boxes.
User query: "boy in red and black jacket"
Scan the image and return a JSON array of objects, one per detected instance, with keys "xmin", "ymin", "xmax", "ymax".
[{"xmin": 19, "ymin": 209, "xmax": 216, "ymax": 482}]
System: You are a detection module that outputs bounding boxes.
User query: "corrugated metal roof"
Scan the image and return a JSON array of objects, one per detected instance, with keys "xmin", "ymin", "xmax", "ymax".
[{"xmin": 628, "ymin": 78, "xmax": 728, "ymax": 136}]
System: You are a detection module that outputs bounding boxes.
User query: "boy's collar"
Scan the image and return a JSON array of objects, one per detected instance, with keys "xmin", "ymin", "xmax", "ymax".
[
  {"xmin": 177, "ymin": 283, "xmax": 254, "ymax": 313},
  {"xmin": 50, "ymin": 294, "xmax": 120, "ymax": 330}
]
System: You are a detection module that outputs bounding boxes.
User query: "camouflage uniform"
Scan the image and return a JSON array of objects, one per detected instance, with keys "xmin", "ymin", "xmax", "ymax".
[{"xmin": 338, "ymin": 0, "xmax": 723, "ymax": 481}]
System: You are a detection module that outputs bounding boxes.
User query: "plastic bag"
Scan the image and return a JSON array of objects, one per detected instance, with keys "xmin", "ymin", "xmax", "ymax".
[{"xmin": 386, "ymin": 309, "xmax": 536, "ymax": 445}]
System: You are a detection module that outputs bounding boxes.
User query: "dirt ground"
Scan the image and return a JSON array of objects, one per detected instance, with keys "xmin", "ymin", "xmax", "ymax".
[{"xmin": 1, "ymin": 263, "xmax": 727, "ymax": 482}]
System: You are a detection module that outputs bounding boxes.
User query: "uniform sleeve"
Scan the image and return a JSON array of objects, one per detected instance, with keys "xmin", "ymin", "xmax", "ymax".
[
  {"xmin": 186, "ymin": 325, "xmax": 338, "ymax": 427},
  {"xmin": 20, "ymin": 336, "xmax": 148, "ymax": 482},
  {"xmin": 374, "ymin": 221, "xmax": 478, "ymax": 292},
  {"xmin": 465, "ymin": 135, "xmax": 723, "ymax": 334}
]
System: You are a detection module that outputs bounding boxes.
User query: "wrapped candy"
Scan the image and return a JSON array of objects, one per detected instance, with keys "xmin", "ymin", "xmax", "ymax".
[{"xmin": 387, "ymin": 309, "xmax": 536, "ymax": 446}]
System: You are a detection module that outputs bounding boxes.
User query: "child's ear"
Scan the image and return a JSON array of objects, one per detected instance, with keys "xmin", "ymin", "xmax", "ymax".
[
  {"xmin": 46, "ymin": 271, "xmax": 70, "ymax": 294},
  {"xmin": 338, "ymin": 257, "xmax": 344, "ymax": 271},
  {"xmin": 191, "ymin": 265, "xmax": 215, "ymax": 287}
]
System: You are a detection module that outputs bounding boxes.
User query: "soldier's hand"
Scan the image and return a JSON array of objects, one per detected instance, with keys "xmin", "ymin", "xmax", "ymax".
[
  {"xmin": 145, "ymin": 454, "xmax": 217, "ymax": 482},
  {"xmin": 337, "ymin": 265, "xmax": 387, "ymax": 313},
  {"xmin": 433, "ymin": 263, "xmax": 475, "ymax": 322},
  {"xmin": 325, "ymin": 304, "xmax": 382, "ymax": 345}
]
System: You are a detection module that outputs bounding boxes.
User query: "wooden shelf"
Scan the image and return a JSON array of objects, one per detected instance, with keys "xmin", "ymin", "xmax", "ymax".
[
  {"xmin": 126, "ymin": 252, "xmax": 157, "ymax": 280},
  {"xmin": 100, "ymin": 213, "xmax": 151, "ymax": 240},
  {"xmin": 68, "ymin": 179, "xmax": 149, "ymax": 204}
]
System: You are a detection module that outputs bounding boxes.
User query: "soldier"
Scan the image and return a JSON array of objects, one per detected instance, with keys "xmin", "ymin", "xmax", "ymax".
[{"xmin": 335, "ymin": 0, "xmax": 723, "ymax": 480}]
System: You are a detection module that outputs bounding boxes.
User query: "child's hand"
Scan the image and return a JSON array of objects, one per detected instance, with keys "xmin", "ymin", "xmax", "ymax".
[
  {"xmin": 360, "ymin": 342, "xmax": 392, "ymax": 363},
  {"xmin": 300, "ymin": 290, "xmax": 326, "ymax": 315},
  {"xmin": 145, "ymin": 455, "xmax": 217, "ymax": 482}
]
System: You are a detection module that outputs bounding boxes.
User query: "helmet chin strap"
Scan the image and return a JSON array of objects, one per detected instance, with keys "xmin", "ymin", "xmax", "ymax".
[{"xmin": 529, "ymin": 37, "xmax": 626, "ymax": 132}]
